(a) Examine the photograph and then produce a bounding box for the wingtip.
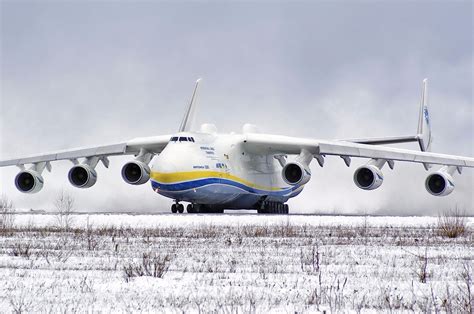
[196,78,202,83]
[423,78,428,83]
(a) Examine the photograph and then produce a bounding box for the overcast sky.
[1,1,472,215]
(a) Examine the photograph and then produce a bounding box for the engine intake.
[282,162,311,185]
[68,164,97,188]
[354,165,384,190]
[15,170,44,193]
[121,161,151,185]
[425,171,454,196]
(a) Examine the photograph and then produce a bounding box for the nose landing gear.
[171,202,184,213]
[172,202,224,214]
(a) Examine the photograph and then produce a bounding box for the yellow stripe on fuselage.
[150,170,285,192]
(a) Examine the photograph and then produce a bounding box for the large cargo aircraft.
[1,79,472,214]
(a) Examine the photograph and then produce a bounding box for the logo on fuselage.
[423,107,430,126]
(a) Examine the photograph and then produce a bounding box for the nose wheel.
[171,202,225,214]
[171,203,184,214]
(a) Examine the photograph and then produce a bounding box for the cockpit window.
[171,136,195,143]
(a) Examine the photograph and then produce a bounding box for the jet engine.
[15,170,44,193]
[121,160,151,185]
[68,164,97,188]
[354,164,384,190]
[282,162,311,185]
[425,169,455,196]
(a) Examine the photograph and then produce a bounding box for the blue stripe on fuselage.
[151,177,297,196]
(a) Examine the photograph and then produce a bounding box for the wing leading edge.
[0,135,171,168]
[243,133,474,169]
[0,78,203,169]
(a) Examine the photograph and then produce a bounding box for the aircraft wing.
[0,135,171,168]
[242,133,474,168]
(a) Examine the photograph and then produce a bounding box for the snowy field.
[0,214,473,312]
[12,212,474,229]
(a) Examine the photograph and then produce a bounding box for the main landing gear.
[257,201,289,214]
[170,201,288,214]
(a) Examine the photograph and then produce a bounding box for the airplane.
[0,78,473,214]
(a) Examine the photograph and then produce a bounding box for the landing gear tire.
[177,204,184,213]
[191,204,224,214]
[187,204,195,213]
[258,202,289,215]
[171,204,177,213]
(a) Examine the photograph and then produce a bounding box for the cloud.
[1,1,472,215]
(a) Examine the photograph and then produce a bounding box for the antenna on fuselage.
[179,78,202,132]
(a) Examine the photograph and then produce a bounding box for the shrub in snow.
[54,190,75,231]
[123,252,172,282]
[9,242,32,259]
[437,208,467,238]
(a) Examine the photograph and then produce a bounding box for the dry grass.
[9,242,32,259]
[437,208,467,238]
[0,195,15,230]
[123,252,172,282]
[0,218,472,312]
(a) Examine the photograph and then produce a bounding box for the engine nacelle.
[121,161,151,185]
[68,164,97,188]
[354,165,384,190]
[15,170,44,193]
[425,171,455,196]
[282,162,311,185]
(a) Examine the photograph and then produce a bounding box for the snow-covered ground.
[0,214,472,312]
[12,212,474,229]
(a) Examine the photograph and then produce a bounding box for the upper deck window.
[170,137,178,142]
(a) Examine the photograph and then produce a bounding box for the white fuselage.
[149,131,304,209]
